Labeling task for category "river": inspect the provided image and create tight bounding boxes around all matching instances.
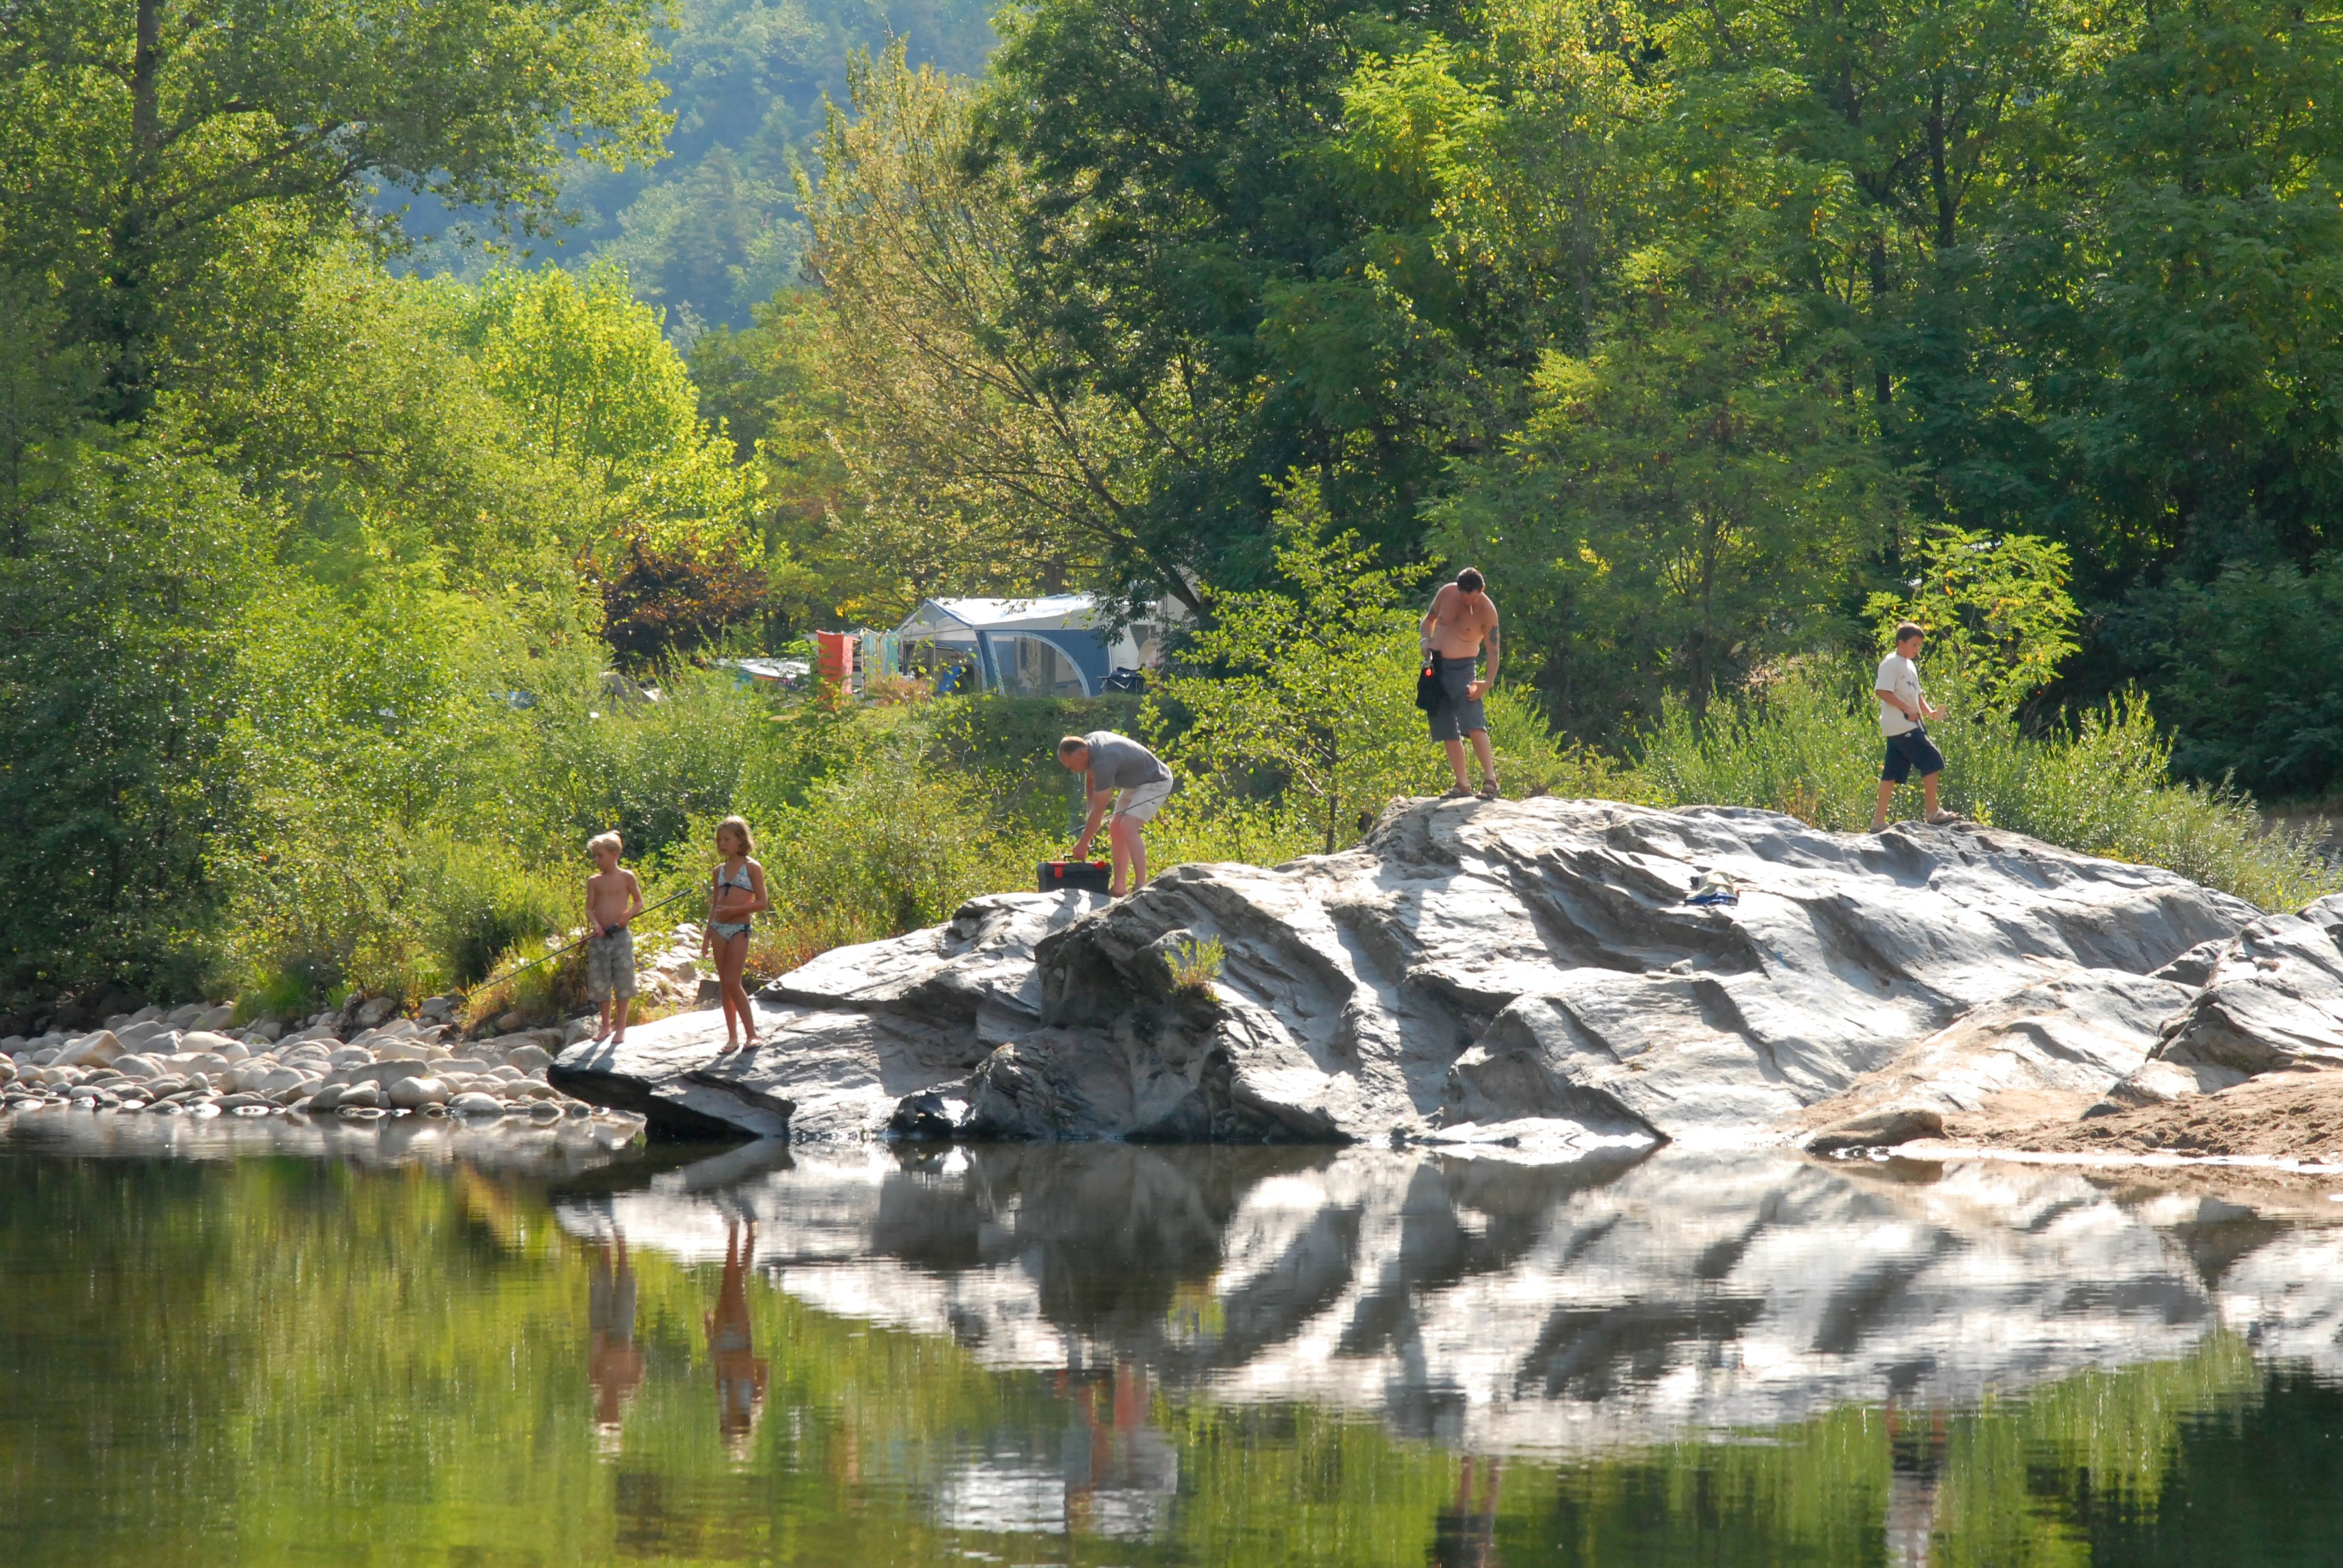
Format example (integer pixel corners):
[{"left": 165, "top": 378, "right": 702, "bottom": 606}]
[{"left": 4, "top": 1111, "right": 2342, "bottom": 1565}]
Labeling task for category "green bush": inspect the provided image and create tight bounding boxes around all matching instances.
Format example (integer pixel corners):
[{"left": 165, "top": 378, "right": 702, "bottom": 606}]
[
  {"left": 403, "top": 834, "right": 572, "bottom": 989},
  {"left": 1640, "top": 657, "right": 2340, "bottom": 911},
  {"left": 2111, "top": 553, "right": 2343, "bottom": 798}
]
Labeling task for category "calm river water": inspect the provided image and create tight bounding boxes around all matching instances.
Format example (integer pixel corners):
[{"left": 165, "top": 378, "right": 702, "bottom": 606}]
[{"left": 5, "top": 1113, "right": 2343, "bottom": 1567}]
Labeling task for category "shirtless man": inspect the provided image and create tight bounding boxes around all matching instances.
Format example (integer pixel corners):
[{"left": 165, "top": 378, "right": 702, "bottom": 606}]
[
  {"left": 584, "top": 832, "right": 645, "bottom": 1044},
  {"left": 1420, "top": 568, "right": 1501, "bottom": 799}
]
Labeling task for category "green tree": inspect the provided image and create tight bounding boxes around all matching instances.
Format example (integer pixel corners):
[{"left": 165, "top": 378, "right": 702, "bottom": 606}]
[
  {"left": 801, "top": 46, "right": 1178, "bottom": 620},
  {"left": 1866, "top": 527, "right": 2080, "bottom": 717},
  {"left": 1436, "top": 214, "right": 1899, "bottom": 737},
  {"left": 0, "top": 434, "right": 267, "bottom": 1004},
  {"left": 431, "top": 261, "right": 758, "bottom": 556},
  {"left": 0, "top": 0, "right": 671, "bottom": 419},
  {"left": 1149, "top": 479, "right": 1436, "bottom": 854},
  {"left": 975, "top": 0, "right": 1499, "bottom": 600}
]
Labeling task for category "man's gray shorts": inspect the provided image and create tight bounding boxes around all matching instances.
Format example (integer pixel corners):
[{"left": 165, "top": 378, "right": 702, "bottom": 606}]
[
  {"left": 1115, "top": 777, "right": 1175, "bottom": 823},
  {"left": 1427, "top": 653, "right": 1487, "bottom": 741},
  {"left": 586, "top": 929, "right": 636, "bottom": 1001}
]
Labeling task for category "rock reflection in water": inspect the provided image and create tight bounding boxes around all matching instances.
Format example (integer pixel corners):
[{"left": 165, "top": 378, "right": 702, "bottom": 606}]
[{"left": 556, "top": 1142, "right": 2343, "bottom": 1456}]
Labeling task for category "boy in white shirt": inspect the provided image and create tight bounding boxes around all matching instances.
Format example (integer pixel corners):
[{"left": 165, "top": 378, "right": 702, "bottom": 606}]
[{"left": 1873, "top": 622, "right": 1960, "bottom": 831}]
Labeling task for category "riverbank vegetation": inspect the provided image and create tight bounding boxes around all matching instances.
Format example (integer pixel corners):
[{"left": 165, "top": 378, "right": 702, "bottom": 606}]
[{"left": 4, "top": 0, "right": 2341, "bottom": 1021}]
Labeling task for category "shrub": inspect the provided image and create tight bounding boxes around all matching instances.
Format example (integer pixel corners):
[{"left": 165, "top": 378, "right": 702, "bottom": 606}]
[
  {"left": 600, "top": 529, "right": 768, "bottom": 670},
  {"left": 702, "top": 750, "right": 1055, "bottom": 978},
  {"left": 2111, "top": 553, "right": 2343, "bottom": 798},
  {"left": 459, "top": 935, "right": 589, "bottom": 1031},
  {"left": 403, "top": 834, "right": 571, "bottom": 989}
]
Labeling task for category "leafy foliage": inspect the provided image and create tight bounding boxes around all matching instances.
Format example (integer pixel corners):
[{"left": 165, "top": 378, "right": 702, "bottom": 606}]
[
  {"left": 1150, "top": 481, "right": 1441, "bottom": 854},
  {"left": 601, "top": 531, "right": 768, "bottom": 669},
  {"left": 1866, "top": 529, "right": 2081, "bottom": 717},
  {"left": 0, "top": 0, "right": 669, "bottom": 417},
  {"left": 1640, "top": 659, "right": 2339, "bottom": 910}
]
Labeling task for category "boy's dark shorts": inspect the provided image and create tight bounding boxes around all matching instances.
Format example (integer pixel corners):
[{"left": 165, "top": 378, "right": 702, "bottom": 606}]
[
  {"left": 1427, "top": 652, "right": 1487, "bottom": 742},
  {"left": 1881, "top": 727, "right": 1946, "bottom": 784}
]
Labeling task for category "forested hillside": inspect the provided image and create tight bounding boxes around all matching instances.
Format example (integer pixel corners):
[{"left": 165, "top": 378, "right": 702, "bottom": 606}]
[
  {"left": 2, "top": 0, "right": 2339, "bottom": 1023},
  {"left": 568, "top": 0, "right": 993, "bottom": 331}
]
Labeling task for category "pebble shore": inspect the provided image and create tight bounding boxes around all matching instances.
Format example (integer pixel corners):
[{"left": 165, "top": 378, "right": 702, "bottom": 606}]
[{"left": 1, "top": 995, "right": 644, "bottom": 1134}]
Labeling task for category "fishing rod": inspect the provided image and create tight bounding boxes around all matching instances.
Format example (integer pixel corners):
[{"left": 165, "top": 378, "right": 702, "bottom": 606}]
[{"left": 457, "top": 886, "right": 701, "bottom": 1003}]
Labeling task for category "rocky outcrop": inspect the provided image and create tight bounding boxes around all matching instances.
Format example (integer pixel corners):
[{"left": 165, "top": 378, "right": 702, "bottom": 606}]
[
  {"left": 2093, "top": 894, "right": 2343, "bottom": 1112},
  {"left": 554, "top": 796, "right": 2263, "bottom": 1149}
]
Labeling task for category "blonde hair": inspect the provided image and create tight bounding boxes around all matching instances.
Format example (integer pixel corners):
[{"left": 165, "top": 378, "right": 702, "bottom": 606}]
[
  {"left": 588, "top": 831, "right": 623, "bottom": 858},
  {"left": 716, "top": 815, "right": 756, "bottom": 855}
]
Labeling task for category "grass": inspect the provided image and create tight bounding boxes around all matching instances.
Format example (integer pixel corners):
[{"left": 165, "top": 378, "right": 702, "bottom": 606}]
[
  {"left": 1164, "top": 935, "right": 1226, "bottom": 999},
  {"left": 1639, "top": 657, "right": 2342, "bottom": 911}
]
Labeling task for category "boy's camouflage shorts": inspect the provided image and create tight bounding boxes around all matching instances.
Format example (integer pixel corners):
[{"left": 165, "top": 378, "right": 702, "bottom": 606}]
[{"left": 586, "top": 929, "right": 637, "bottom": 1001}]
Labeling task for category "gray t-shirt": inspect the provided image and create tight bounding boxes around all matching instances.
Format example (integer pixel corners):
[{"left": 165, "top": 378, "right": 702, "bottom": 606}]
[{"left": 1083, "top": 730, "right": 1170, "bottom": 790}]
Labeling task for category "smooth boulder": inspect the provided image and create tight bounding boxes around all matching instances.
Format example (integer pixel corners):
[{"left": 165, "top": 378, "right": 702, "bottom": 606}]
[
  {"left": 387, "top": 1075, "right": 449, "bottom": 1109},
  {"left": 2095, "top": 894, "right": 2343, "bottom": 1111}
]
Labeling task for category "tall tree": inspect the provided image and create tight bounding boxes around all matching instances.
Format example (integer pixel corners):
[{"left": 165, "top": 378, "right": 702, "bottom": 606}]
[
  {"left": 802, "top": 46, "right": 1188, "bottom": 618},
  {"left": 976, "top": 0, "right": 1495, "bottom": 595},
  {"left": 0, "top": 0, "right": 669, "bottom": 418}
]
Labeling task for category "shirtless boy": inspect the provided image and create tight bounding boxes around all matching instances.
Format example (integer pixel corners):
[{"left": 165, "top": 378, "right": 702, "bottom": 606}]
[
  {"left": 584, "top": 832, "right": 646, "bottom": 1044},
  {"left": 1420, "top": 568, "right": 1502, "bottom": 799}
]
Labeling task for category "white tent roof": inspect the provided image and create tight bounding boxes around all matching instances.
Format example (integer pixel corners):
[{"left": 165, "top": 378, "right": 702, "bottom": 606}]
[{"left": 896, "top": 596, "right": 1102, "bottom": 638}]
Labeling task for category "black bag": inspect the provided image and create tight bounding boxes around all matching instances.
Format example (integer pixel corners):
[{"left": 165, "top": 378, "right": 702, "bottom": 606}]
[
  {"left": 1040, "top": 859, "right": 1114, "bottom": 893},
  {"left": 1415, "top": 652, "right": 1442, "bottom": 713}
]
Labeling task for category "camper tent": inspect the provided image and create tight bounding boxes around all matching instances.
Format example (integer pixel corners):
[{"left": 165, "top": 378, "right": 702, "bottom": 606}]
[{"left": 894, "top": 597, "right": 1166, "bottom": 697}]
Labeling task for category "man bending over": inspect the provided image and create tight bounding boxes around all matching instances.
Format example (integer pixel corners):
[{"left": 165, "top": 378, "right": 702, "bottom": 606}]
[
  {"left": 1057, "top": 730, "right": 1174, "bottom": 897},
  {"left": 1421, "top": 568, "right": 1502, "bottom": 799}
]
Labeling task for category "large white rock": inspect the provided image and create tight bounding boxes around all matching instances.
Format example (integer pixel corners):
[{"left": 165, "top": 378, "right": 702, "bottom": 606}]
[
  {"left": 2096, "top": 894, "right": 2343, "bottom": 1111},
  {"left": 387, "top": 1075, "right": 449, "bottom": 1109},
  {"left": 556, "top": 797, "right": 2256, "bottom": 1145},
  {"left": 55, "top": 1030, "right": 123, "bottom": 1068}
]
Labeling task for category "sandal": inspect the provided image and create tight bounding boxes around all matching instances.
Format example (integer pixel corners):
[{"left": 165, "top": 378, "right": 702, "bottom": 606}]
[
  {"left": 1440, "top": 785, "right": 1475, "bottom": 800},
  {"left": 1925, "top": 809, "right": 1964, "bottom": 826},
  {"left": 1477, "top": 780, "right": 1502, "bottom": 800}
]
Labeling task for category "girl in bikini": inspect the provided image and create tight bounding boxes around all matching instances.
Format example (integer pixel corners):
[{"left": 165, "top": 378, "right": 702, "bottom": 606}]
[{"left": 702, "top": 816, "right": 770, "bottom": 1053}]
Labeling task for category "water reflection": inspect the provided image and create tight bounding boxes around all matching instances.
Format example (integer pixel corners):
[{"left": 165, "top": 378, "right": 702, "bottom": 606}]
[
  {"left": 1886, "top": 1402, "right": 1946, "bottom": 1568},
  {"left": 1432, "top": 1456, "right": 1502, "bottom": 1568},
  {"left": 11, "top": 1117, "right": 2343, "bottom": 1567},
  {"left": 586, "top": 1235, "right": 646, "bottom": 1447},
  {"left": 708, "top": 1221, "right": 770, "bottom": 1456},
  {"left": 555, "top": 1142, "right": 2343, "bottom": 1454}
]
